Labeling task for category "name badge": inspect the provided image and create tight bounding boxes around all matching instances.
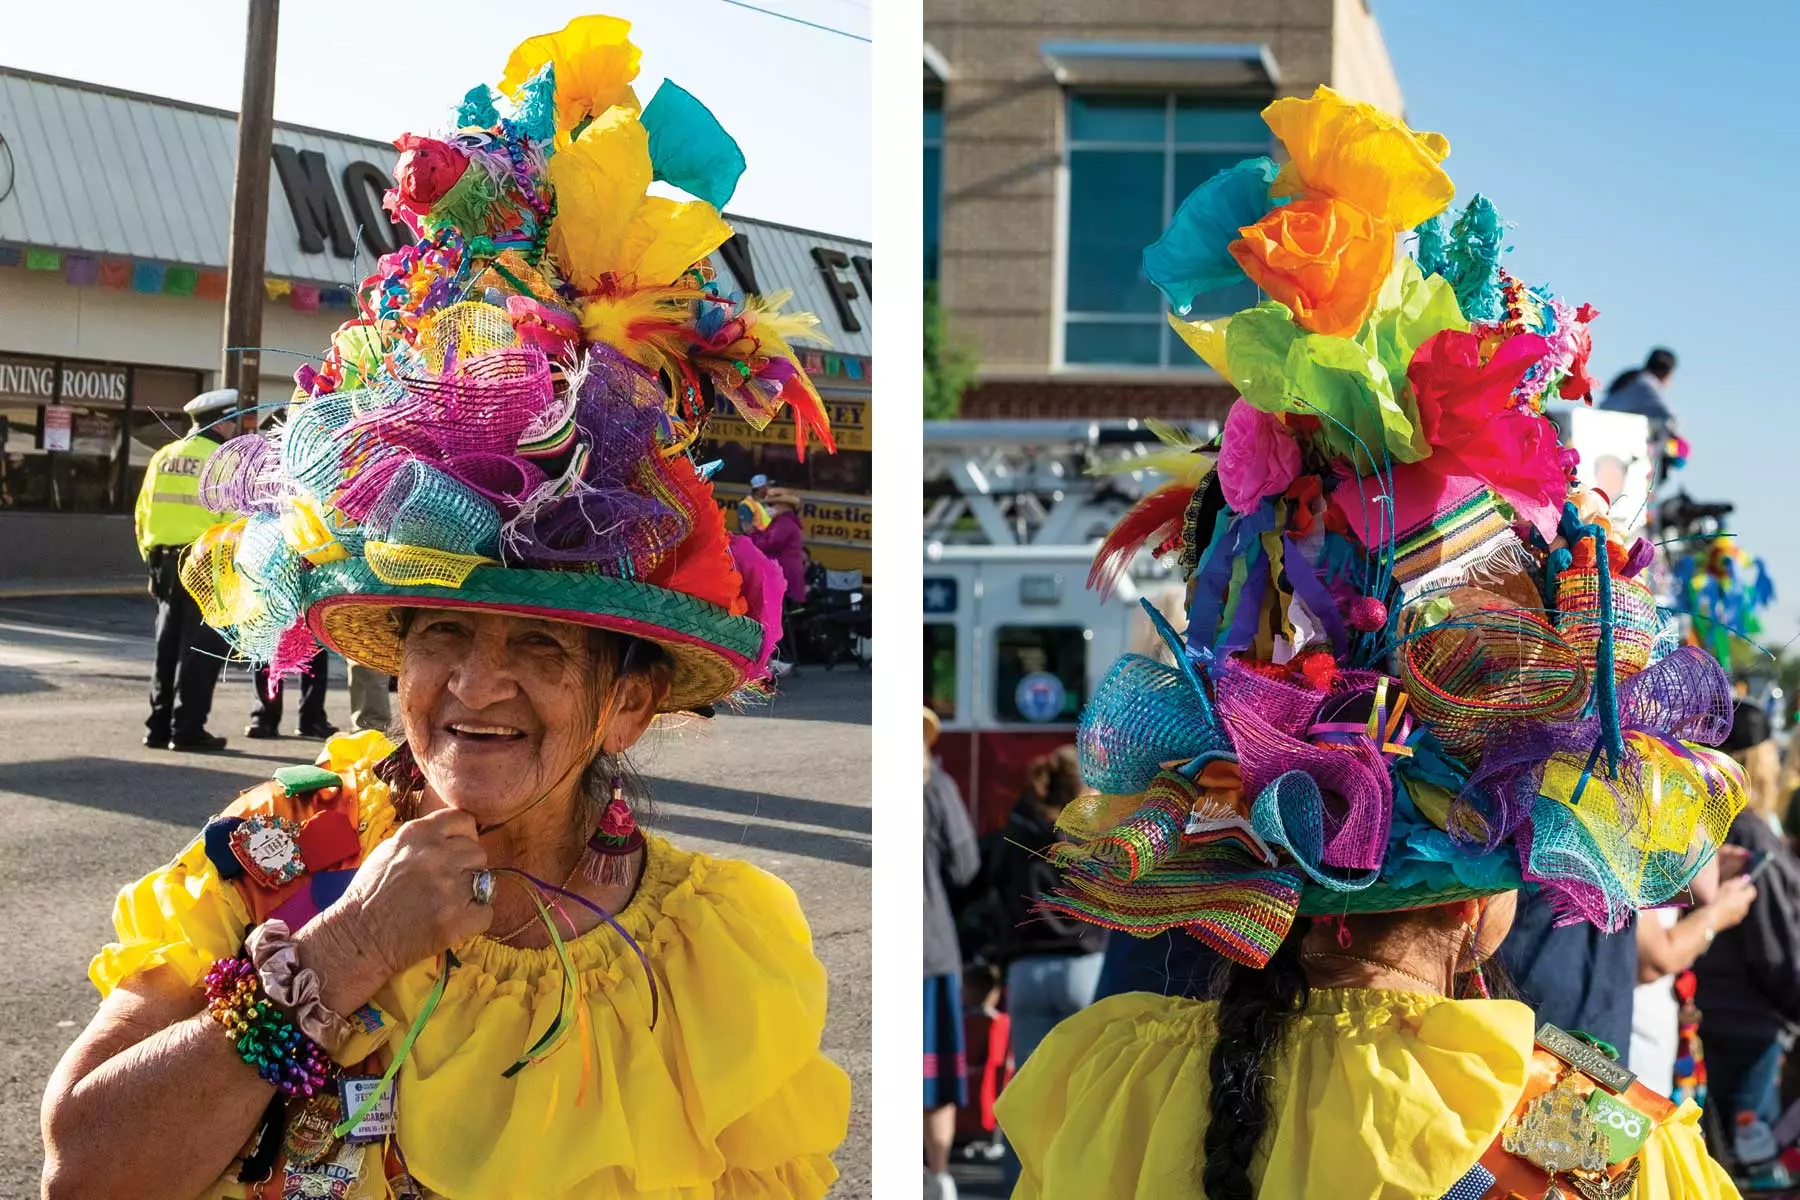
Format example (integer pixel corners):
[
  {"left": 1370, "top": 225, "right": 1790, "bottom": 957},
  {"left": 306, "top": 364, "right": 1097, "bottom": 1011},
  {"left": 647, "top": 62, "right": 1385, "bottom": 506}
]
[
  {"left": 338, "top": 1077, "right": 397, "bottom": 1143},
  {"left": 1536, "top": 1022, "right": 1637, "bottom": 1094}
]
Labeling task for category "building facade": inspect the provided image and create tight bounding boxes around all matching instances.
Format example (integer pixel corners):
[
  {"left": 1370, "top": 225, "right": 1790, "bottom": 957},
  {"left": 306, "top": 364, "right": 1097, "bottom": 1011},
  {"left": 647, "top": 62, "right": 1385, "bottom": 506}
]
[
  {"left": 0, "top": 68, "right": 869, "bottom": 582},
  {"left": 925, "top": 0, "right": 1403, "bottom": 422}
]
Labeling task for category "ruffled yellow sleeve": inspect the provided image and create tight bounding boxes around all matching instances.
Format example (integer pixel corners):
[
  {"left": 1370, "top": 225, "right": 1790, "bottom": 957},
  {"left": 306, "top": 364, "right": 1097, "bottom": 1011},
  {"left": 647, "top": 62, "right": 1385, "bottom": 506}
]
[
  {"left": 88, "top": 833, "right": 251, "bottom": 996},
  {"left": 1637, "top": 1100, "right": 1743, "bottom": 1199},
  {"left": 997, "top": 990, "right": 1535, "bottom": 1200},
  {"left": 388, "top": 837, "right": 849, "bottom": 1199},
  {"left": 88, "top": 734, "right": 398, "bottom": 1000}
]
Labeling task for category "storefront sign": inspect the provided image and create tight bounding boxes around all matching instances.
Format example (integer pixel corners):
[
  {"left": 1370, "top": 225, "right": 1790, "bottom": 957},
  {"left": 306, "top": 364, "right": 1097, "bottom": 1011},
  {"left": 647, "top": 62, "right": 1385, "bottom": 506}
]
[
  {"left": 708, "top": 398, "right": 871, "bottom": 453},
  {"left": 273, "top": 145, "right": 409, "bottom": 261},
  {"left": 798, "top": 495, "right": 873, "bottom": 546},
  {"left": 70, "top": 411, "right": 119, "bottom": 457},
  {"left": 40, "top": 405, "right": 72, "bottom": 451},
  {"left": 0, "top": 356, "right": 129, "bottom": 406},
  {"left": 716, "top": 488, "right": 872, "bottom": 548}
]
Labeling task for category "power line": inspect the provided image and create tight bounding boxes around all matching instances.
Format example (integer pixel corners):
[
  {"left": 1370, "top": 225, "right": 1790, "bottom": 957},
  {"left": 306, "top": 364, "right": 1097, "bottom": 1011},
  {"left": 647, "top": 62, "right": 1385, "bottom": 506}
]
[{"left": 716, "top": 0, "right": 871, "bottom": 42}]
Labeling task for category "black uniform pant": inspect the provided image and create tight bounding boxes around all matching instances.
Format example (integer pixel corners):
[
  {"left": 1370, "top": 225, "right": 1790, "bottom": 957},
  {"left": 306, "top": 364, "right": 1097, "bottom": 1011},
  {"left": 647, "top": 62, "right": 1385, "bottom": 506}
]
[
  {"left": 251, "top": 650, "right": 329, "bottom": 731},
  {"left": 146, "top": 546, "right": 227, "bottom": 742}
]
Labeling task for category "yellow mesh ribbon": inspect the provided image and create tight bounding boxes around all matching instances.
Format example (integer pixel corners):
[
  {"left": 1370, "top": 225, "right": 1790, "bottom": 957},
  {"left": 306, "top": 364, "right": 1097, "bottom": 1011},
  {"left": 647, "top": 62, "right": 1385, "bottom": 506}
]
[
  {"left": 413, "top": 300, "right": 521, "bottom": 373},
  {"left": 181, "top": 518, "right": 257, "bottom": 627},
  {"left": 1538, "top": 731, "right": 1744, "bottom": 906},
  {"left": 363, "top": 541, "right": 495, "bottom": 589}
]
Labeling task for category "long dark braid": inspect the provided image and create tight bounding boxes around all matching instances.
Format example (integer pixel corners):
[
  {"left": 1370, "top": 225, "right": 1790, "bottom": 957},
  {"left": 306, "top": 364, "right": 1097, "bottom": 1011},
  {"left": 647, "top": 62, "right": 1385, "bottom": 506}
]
[{"left": 1200, "top": 926, "right": 1309, "bottom": 1199}]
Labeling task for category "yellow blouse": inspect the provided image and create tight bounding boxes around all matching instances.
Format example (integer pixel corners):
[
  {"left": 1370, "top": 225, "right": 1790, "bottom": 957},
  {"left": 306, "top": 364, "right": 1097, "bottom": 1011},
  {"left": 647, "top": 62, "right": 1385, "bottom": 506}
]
[
  {"left": 91, "top": 733, "right": 850, "bottom": 1199},
  {"left": 996, "top": 989, "right": 1739, "bottom": 1200}
]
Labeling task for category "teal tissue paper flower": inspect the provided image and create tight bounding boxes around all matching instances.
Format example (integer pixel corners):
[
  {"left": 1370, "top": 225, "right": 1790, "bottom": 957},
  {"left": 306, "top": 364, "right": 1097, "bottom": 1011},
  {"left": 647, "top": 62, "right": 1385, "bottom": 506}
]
[
  {"left": 513, "top": 64, "right": 559, "bottom": 148},
  {"left": 1143, "top": 156, "right": 1279, "bottom": 316},
  {"left": 457, "top": 84, "right": 500, "bottom": 130},
  {"left": 642, "top": 80, "right": 746, "bottom": 211}
]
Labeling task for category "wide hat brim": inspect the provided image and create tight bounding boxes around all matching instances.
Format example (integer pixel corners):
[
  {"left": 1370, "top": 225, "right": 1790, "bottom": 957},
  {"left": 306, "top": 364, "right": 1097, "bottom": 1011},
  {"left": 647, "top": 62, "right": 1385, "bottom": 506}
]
[
  {"left": 303, "top": 559, "right": 763, "bottom": 713},
  {"left": 1296, "top": 878, "right": 1512, "bottom": 917}
]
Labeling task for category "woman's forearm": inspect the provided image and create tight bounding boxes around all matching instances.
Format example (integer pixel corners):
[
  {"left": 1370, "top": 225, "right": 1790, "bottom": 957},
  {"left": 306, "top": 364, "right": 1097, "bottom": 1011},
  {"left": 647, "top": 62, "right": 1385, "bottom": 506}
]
[
  {"left": 42, "top": 992, "right": 278, "bottom": 1200},
  {"left": 1638, "top": 906, "right": 1719, "bottom": 981}
]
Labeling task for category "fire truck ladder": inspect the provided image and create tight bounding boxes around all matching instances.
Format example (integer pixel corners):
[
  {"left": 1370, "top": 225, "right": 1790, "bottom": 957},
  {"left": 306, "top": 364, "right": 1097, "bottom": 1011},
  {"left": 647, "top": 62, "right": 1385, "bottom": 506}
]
[{"left": 923, "top": 419, "right": 1219, "bottom": 547}]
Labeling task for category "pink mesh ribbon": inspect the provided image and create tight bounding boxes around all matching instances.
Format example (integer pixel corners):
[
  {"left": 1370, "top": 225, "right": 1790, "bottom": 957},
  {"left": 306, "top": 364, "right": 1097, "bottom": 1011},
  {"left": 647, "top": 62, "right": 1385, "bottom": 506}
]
[
  {"left": 1212, "top": 661, "right": 1394, "bottom": 872},
  {"left": 729, "top": 534, "right": 784, "bottom": 673}
]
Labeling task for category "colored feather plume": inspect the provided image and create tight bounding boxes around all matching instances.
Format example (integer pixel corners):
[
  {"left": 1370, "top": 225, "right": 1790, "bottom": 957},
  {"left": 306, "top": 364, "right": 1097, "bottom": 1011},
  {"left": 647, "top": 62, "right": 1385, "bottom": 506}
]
[
  {"left": 578, "top": 279, "right": 706, "bottom": 379},
  {"left": 1091, "top": 419, "right": 1214, "bottom": 484},
  {"left": 1089, "top": 482, "right": 1195, "bottom": 600}
]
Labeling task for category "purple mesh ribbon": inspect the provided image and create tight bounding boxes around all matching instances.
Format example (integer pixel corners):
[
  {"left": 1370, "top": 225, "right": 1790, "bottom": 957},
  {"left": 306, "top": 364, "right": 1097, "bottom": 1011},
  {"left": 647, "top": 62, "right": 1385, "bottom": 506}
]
[
  {"left": 349, "top": 346, "right": 554, "bottom": 465},
  {"left": 1212, "top": 662, "right": 1393, "bottom": 871},
  {"left": 200, "top": 435, "right": 284, "bottom": 515},
  {"left": 1455, "top": 646, "right": 1734, "bottom": 852},
  {"left": 500, "top": 348, "right": 687, "bottom": 570}
]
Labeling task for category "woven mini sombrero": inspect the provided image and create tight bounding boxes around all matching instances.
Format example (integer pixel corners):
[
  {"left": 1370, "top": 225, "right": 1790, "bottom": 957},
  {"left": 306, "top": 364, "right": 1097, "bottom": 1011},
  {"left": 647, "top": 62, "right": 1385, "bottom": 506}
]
[
  {"left": 1040, "top": 86, "right": 1746, "bottom": 969},
  {"left": 179, "top": 16, "right": 834, "bottom": 714}
]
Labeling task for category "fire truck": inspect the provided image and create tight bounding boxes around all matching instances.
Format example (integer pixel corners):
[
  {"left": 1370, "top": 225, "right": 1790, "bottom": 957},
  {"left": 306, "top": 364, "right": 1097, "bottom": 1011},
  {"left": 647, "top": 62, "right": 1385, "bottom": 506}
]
[{"left": 923, "top": 419, "right": 1214, "bottom": 833}]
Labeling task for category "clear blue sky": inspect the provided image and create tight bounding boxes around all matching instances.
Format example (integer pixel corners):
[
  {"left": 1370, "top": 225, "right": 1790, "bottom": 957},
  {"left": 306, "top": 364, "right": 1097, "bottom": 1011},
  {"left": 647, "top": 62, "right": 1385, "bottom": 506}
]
[
  {"left": 1376, "top": 0, "right": 1798, "bottom": 652},
  {"left": 0, "top": 0, "right": 871, "bottom": 240}
]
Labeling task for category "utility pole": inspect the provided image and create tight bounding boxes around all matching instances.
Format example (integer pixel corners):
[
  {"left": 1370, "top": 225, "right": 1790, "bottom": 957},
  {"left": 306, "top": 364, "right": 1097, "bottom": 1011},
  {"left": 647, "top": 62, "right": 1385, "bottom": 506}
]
[{"left": 221, "top": 0, "right": 279, "bottom": 433}]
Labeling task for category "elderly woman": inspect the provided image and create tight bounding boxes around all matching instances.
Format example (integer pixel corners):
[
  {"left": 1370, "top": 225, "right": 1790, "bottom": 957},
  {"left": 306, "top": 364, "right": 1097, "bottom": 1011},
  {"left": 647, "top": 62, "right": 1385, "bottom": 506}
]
[
  {"left": 40, "top": 18, "right": 847, "bottom": 1199},
  {"left": 998, "top": 87, "right": 1741, "bottom": 1198}
]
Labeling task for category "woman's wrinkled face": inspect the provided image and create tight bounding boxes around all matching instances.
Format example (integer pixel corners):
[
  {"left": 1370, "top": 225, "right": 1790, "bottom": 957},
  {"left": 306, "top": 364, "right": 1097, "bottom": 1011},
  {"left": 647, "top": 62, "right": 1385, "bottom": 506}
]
[{"left": 398, "top": 610, "right": 603, "bottom": 823}]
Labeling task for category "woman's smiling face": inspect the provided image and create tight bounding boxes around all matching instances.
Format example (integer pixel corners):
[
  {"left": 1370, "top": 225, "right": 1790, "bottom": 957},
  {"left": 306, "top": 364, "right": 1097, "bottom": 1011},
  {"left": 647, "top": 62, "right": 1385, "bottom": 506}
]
[{"left": 397, "top": 610, "right": 604, "bottom": 824}]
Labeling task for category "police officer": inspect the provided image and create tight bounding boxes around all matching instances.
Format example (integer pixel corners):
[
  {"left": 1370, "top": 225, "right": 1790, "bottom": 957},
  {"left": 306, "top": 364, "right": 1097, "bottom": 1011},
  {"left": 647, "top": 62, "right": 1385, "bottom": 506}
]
[{"left": 134, "top": 388, "right": 234, "bottom": 751}]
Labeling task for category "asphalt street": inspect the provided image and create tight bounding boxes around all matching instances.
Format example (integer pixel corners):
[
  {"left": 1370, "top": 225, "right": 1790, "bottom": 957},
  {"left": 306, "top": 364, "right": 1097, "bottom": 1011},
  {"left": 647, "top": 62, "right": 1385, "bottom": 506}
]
[{"left": 0, "top": 595, "right": 871, "bottom": 1199}]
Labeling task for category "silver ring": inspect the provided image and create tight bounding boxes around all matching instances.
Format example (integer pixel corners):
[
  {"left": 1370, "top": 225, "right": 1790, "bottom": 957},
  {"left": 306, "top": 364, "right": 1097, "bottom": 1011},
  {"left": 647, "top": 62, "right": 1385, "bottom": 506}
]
[{"left": 471, "top": 869, "right": 495, "bottom": 906}]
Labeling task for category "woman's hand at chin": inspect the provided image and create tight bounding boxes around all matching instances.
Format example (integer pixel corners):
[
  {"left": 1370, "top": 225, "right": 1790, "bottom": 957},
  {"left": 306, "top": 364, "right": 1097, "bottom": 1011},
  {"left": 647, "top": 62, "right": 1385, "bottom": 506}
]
[{"left": 295, "top": 806, "right": 494, "bottom": 1011}]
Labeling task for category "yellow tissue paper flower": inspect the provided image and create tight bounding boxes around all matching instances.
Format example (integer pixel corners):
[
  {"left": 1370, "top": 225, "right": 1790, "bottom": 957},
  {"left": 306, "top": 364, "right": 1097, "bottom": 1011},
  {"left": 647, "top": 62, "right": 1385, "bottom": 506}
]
[
  {"left": 279, "top": 495, "right": 349, "bottom": 565},
  {"left": 1167, "top": 313, "right": 1233, "bottom": 375},
  {"left": 499, "top": 14, "right": 642, "bottom": 133},
  {"left": 548, "top": 109, "right": 732, "bottom": 292},
  {"left": 1262, "top": 85, "right": 1454, "bottom": 229}
]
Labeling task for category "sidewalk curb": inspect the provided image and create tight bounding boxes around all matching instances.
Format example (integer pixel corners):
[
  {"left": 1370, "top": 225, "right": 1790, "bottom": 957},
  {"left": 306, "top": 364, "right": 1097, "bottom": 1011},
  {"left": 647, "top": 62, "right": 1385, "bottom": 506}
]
[{"left": 0, "top": 581, "right": 142, "bottom": 599}]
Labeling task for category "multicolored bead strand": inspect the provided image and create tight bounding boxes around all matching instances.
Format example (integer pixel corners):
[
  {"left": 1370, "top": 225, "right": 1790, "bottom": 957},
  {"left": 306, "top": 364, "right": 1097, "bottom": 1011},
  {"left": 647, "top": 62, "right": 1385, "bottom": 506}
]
[{"left": 202, "top": 956, "right": 334, "bottom": 1098}]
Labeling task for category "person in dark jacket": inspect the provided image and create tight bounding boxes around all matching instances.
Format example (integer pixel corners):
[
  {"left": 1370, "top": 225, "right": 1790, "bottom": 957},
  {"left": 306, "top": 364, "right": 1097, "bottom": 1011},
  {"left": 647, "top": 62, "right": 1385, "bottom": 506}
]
[
  {"left": 981, "top": 745, "right": 1108, "bottom": 1190},
  {"left": 983, "top": 746, "right": 1107, "bottom": 1063},
  {"left": 924, "top": 709, "right": 979, "bottom": 1200},
  {"left": 1697, "top": 701, "right": 1800, "bottom": 1169}
]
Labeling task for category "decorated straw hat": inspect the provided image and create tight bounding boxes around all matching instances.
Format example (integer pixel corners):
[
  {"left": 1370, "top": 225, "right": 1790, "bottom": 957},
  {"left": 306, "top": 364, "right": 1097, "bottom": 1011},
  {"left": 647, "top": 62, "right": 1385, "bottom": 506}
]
[
  {"left": 1043, "top": 86, "right": 1746, "bottom": 969},
  {"left": 180, "top": 16, "right": 835, "bottom": 714}
]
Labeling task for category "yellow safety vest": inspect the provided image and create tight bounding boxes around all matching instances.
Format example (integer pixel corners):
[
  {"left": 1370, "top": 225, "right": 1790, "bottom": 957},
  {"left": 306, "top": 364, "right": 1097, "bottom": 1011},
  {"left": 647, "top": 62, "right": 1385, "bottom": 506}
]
[{"left": 134, "top": 434, "right": 226, "bottom": 558}]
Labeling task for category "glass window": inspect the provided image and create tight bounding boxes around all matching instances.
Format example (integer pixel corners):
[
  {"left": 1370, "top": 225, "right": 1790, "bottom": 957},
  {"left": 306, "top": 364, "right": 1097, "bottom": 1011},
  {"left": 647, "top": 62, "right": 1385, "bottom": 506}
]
[
  {"left": 1064, "top": 93, "right": 1271, "bottom": 367},
  {"left": 994, "top": 625, "right": 1087, "bottom": 724},
  {"left": 924, "top": 88, "right": 944, "bottom": 281},
  {"left": 925, "top": 622, "right": 957, "bottom": 720}
]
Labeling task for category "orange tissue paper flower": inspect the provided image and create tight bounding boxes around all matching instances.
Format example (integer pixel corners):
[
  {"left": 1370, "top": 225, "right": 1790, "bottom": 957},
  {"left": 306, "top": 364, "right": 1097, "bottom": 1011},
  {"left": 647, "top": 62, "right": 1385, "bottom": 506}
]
[
  {"left": 1228, "top": 197, "right": 1395, "bottom": 337},
  {"left": 1261, "top": 85, "right": 1454, "bottom": 229}
]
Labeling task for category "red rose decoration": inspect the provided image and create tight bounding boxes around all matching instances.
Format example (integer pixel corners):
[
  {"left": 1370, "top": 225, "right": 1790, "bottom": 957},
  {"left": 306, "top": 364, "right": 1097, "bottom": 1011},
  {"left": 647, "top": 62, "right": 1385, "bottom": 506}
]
[{"left": 390, "top": 134, "right": 469, "bottom": 211}]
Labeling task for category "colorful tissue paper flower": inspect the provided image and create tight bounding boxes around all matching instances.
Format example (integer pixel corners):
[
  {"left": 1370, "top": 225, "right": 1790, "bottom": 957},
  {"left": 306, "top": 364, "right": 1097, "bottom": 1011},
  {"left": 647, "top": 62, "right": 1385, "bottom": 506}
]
[
  {"left": 390, "top": 135, "right": 471, "bottom": 214},
  {"left": 547, "top": 108, "right": 733, "bottom": 291},
  {"left": 1223, "top": 301, "right": 1430, "bottom": 468},
  {"left": 1229, "top": 197, "right": 1395, "bottom": 338},
  {"left": 1407, "top": 328, "right": 1571, "bottom": 538},
  {"left": 1218, "top": 399, "right": 1303, "bottom": 512},
  {"left": 1143, "top": 157, "right": 1280, "bottom": 316},
  {"left": 640, "top": 80, "right": 745, "bottom": 212},
  {"left": 1262, "top": 85, "right": 1454, "bottom": 229},
  {"left": 1360, "top": 257, "right": 1468, "bottom": 392},
  {"left": 1556, "top": 303, "right": 1599, "bottom": 400},
  {"left": 499, "top": 14, "right": 642, "bottom": 133}
]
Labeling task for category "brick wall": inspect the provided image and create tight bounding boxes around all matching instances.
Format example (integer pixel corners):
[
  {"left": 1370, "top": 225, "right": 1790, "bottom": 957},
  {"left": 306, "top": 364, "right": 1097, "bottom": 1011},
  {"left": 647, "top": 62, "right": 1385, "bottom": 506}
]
[{"left": 960, "top": 378, "right": 1235, "bottom": 423}]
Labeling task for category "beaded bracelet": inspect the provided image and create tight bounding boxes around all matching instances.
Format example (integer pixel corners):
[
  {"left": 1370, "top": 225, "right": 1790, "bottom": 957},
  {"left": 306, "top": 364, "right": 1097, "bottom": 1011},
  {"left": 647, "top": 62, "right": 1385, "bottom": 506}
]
[{"left": 202, "top": 956, "right": 334, "bottom": 1098}]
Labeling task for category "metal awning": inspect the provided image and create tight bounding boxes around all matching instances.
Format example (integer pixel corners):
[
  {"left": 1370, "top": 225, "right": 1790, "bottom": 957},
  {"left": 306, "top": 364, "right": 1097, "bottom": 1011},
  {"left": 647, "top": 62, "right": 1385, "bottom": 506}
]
[
  {"left": 1040, "top": 41, "right": 1280, "bottom": 91},
  {"left": 924, "top": 42, "right": 952, "bottom": 86}
]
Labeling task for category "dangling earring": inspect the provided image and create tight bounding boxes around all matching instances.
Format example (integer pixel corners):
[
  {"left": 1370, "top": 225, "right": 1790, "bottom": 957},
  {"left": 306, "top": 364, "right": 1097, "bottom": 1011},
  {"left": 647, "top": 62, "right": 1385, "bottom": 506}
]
[
  {"left": 1461, "top": 912, "right": 1491, "bottom": 999},
  {"left": 582, "top": 771, "right": 644, "bottom": 886}
]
